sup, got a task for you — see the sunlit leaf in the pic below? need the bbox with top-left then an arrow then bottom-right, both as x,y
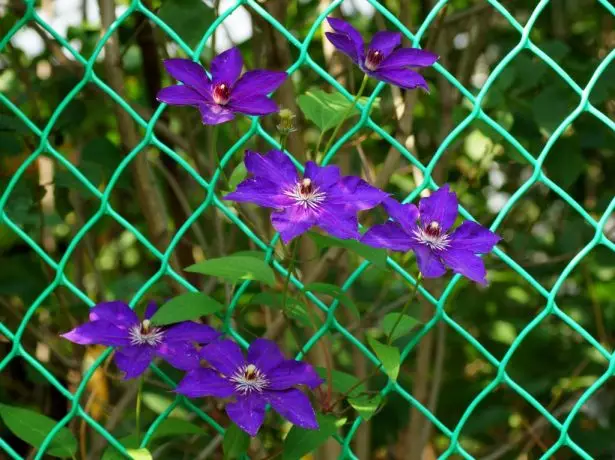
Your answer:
381,313 -> 420,341
186,255 -> 276,287
367,336 -> 400,381
348,394 -> 382,421
151,292 -> 225,325
297,89 -> 375,133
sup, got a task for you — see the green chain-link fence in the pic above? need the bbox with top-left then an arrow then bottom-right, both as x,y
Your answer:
1,0 -> 615,458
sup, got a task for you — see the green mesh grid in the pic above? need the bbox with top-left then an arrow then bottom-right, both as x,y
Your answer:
1,0 -> 615,458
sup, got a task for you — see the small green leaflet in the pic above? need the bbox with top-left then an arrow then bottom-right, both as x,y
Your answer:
367,336 -> 401,382
348,394 -> 383,421
381,313 -> 420,341
249,292 -> 311,326
158,0 -> 215,48
150,292 -> 225,326
0,404 -> 77,458
127,449 -> 152,460
315,367 -> 365,397
223,423 -> 250,459
185,255 -> 276,287
141,393 -> 192,420
282,414 -> 341,460
297,89 -> 376,133
308,232 -> 388,268
303,282 -> 360,318
228,162 -> 248,191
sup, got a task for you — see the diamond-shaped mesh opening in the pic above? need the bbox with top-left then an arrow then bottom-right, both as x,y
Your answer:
2,0 -> 615,458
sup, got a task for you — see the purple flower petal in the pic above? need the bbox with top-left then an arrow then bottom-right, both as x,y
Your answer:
144,301 -> 158,320
449,221 -> 501,253
88,301 -> 138,328
267,360 -> 323,390
315,206 -> 360,241
156,341 -> 201,370
440,247 -> 488,285
211,47 -> 243,85
198,103 -> 235,125
61,321 -> 130,346
330,176 -> 388,211
418,185 -> 458,232
371,68 -> 429,90
244,150 -> 298,185
163,59 -> 210,95
368,31 -> 401,58
224,178 -> 293,208
265,389 -> 318,430
271,206 -> 317,243
164,322 -> 220,344
382,197 -> 419,234
379,48 -> 439,69
156,85 -> 205,106
246,338 -> 285,374
200,339 -> 245,376
114,345 -> 154,379
325,32 -> 361,65
232,70 -> 287,101
227,95 -> 279,116
361,222 -> 414,252
304,162 -> 341,191
326,17 -> 365,63
226,393 -> 267,437
414,245 -> 447,278
176,368 -> 235,398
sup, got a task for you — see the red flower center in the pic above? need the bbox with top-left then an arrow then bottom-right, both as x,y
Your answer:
212,83 -> 231,105
365,49 -> 384,71
424,221 -> 441,238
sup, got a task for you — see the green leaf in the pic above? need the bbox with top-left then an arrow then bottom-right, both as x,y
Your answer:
0,113 -> 30,133
348,394 -> 382,421
367,336 -> 400,382
308,232 -> 388,268
381,313 -> 420,341
81,136 -> 122,174
223,423 -> 250,459
297,89 -> 375,133
282,414 -> 339,460
531,86 -> 575,133
0,404 -> 77,458
141,393 -> 192,420
249,292 -> 311,326
228,162 -> 248,191
303,282 -> 359,318
315,368 -> 365,397
0,132 -> 23,156
127,449 -> 153,460
158,0 -> 215,48
150,292 -> 224,326
186,255 -> 276,287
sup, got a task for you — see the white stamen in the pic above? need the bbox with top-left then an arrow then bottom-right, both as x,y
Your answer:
128,321 -> 165,346
229,364 -> 269,394
412,222 -> 451,251
283,179 -> 327,211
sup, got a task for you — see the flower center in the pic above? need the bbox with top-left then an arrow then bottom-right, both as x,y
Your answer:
365,49 -> 385,71
212,83 -> 231,105
284,177 -> 327,211
230,364 -> 269,394
413,221 -> 450,251
128,319 -> 165,346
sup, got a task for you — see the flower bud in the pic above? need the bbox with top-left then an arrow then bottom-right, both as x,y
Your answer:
277,108 -> 297,135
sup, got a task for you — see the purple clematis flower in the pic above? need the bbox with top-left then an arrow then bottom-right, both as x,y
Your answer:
325,17 -> 438,90
61,301 -> 220,379
176,338 -> 322,436
157,47 -> 287,125
224,150 -> 388,243
362,185 -> 501,284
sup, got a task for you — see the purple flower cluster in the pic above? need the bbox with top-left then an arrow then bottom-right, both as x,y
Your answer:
62,304 -> 322,436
